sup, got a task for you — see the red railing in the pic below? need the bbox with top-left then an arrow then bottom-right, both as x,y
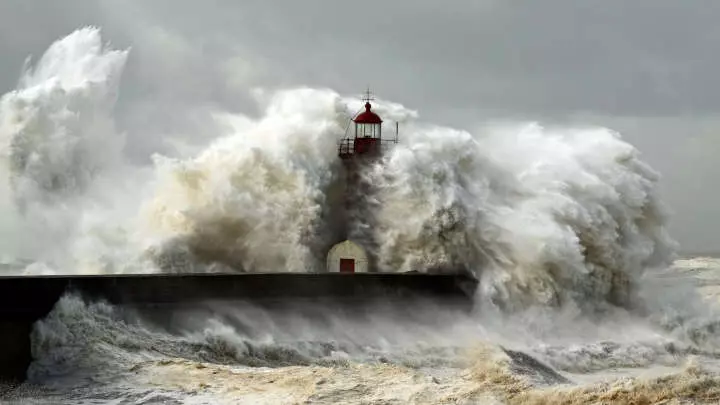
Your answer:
338,137 -> 399,158
338,138 -> 354,157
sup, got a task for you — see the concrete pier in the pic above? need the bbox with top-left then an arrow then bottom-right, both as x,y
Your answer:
0,272 -> 478,382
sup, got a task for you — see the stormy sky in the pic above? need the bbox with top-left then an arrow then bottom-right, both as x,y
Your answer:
1,0 -> 719,253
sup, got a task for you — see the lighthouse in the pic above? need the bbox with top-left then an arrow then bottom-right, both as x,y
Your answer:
326,89 -> 398,273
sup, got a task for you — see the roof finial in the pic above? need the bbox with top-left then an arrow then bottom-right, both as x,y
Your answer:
362,86 -> 374,111
362,86 -> 374,103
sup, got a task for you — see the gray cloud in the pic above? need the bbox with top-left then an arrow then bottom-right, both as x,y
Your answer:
0,0 -> 718,252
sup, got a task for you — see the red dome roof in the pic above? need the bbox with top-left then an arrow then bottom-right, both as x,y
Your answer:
354,102 -> 383,124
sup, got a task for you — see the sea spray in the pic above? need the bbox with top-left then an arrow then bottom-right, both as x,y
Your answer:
0,27 -> 133,273
370,123 -> 676,312
1,26 -> 127,207
140,88 -> 349,273
0,27 -> 676,313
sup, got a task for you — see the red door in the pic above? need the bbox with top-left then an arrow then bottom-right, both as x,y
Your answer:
339,258 -> 355,273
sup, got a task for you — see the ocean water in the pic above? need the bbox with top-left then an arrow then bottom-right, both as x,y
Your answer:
1,27 -> 716,404
3,258 -> 720,404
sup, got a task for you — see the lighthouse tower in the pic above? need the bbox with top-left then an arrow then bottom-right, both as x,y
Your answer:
326,89 -> 398,273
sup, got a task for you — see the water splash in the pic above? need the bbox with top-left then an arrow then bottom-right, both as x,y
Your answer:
0,27 -> 675,314
0,27 -> 132,273
1,26 -> 127,207
369,123 -> 675,312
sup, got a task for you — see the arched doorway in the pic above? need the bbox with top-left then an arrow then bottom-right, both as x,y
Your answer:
326,240 -> 368,273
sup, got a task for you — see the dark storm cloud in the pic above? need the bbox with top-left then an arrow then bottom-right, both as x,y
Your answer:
4,1 -> 720,119
92,0 -> 720,119
1,0 -> 719,251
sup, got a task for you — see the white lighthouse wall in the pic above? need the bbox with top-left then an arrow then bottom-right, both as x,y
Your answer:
326,240 -> 369,273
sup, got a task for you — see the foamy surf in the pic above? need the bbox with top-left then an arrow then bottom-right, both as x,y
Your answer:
9,291 -> 720,404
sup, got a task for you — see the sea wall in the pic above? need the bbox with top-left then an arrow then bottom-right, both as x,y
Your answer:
0,272 -> 478,381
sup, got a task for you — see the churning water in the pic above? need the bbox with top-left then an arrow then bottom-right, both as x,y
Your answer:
2,27 -> 718,404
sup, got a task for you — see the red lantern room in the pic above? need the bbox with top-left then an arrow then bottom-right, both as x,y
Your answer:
338,88 -> 397,159
355,101 -> 383,135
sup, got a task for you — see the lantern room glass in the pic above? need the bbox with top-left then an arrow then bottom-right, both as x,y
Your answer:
355,123 -> 381,138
